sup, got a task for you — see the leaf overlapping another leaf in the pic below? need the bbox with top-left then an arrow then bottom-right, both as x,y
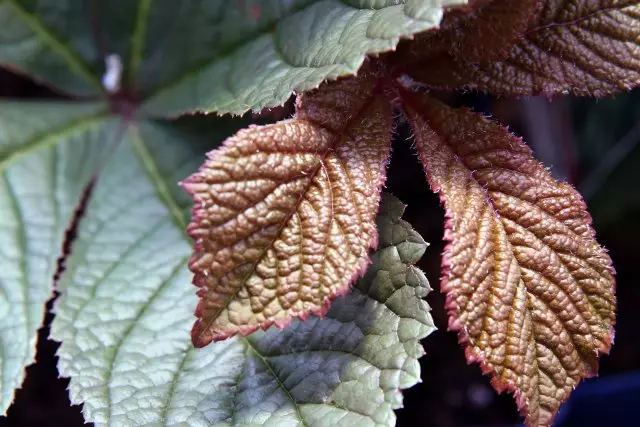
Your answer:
401,90 -> 616,426
394,0 -> 539,64
0,0 -> 464,115
52,170 -> 434,426
404,0 -> 640,97
182,73 -> 394,346
142,0 -> 467,115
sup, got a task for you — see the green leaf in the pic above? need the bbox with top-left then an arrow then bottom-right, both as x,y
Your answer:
0,0 -> 104,95
0,0 -> 462,114
141,0 -> 464,115
51,143 -> 433,427
0,101 -> 115,413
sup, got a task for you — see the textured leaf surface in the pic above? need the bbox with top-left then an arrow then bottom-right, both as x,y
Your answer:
407,0 -> 640,96
401,90 -> 616,426
51,154 -> 434,427
140,0 -> 464,115
394,0 -> 539,64
182,74 -> 393,346
0,0 -> 462,114
0,101 -> 114,413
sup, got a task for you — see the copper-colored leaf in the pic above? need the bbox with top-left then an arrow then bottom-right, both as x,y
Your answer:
395,0 -> 539,64
406,1 -> 640,96
181,74 -> 392,347
400,89 -> 616,426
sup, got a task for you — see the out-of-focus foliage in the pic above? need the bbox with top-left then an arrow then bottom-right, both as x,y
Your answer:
573,91 -> 640,229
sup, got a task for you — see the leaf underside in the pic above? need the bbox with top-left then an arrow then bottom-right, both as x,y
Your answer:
405,0 -> 640,97
401,89 -> 616,426
142,0 -> 467,116
183,73 -> 393,346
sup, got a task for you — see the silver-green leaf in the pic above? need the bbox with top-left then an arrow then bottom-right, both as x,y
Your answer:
0,0 -> 463,115
0,101 -> 115,413
50,137 -> 434,427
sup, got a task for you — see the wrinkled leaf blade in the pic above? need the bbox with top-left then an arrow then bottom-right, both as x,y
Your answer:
49,119 -> 434,425
401,90 -> 616,426
394,0 -> 539,64
406,1 -> 640,97
0,0 -> 463,114
183,73 -> 393,345
136,0 -> 465,115
49,118 -> 235,424
0,101 -> 115,413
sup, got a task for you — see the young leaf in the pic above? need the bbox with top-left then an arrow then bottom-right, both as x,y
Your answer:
394,0 -> 539,64
0,0 -> 463,114
182,74 -> 393,346
406,1 -> 640,97
400,90 -> 616,426
50,136 -> 434,427
0,101 -> 115,413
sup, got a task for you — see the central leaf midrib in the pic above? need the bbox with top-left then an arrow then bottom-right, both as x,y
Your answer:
103,258 -> 188,425
130,127 -> 187,231
128,0 -> 153,86
245,338 -> 309,427
127,125 -> 318,426
526,4 -> 633,36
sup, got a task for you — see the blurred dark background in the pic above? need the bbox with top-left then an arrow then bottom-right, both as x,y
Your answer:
1,69 -> 639,427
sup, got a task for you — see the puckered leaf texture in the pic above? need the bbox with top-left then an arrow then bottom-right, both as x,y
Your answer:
0,0 -> 463,115
182,73 -> 393,346
406,0 -> 640,97
394,0 -> 539,64
0,102 -> 116,413
401,90 -> 616,427
52,174 -> 434,427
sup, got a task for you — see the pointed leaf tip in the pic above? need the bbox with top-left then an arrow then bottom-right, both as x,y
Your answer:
183,75 -> 394,346
402,90 -> 616,427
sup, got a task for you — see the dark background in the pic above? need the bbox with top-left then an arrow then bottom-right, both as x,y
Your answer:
1,70 -> 639,426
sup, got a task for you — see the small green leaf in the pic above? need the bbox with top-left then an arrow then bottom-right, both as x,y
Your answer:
51,137 -> 433,427
0,101 -> 115,413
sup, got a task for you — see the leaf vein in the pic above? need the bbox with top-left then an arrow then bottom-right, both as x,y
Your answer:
5,0 -> 101,90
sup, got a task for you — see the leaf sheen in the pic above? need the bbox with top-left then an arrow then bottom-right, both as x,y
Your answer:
140,0 -> 465,115
182,73 -> 393,346
401,90 -> 616,426
406,0 -> 640,97
0,101 -> 114,414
